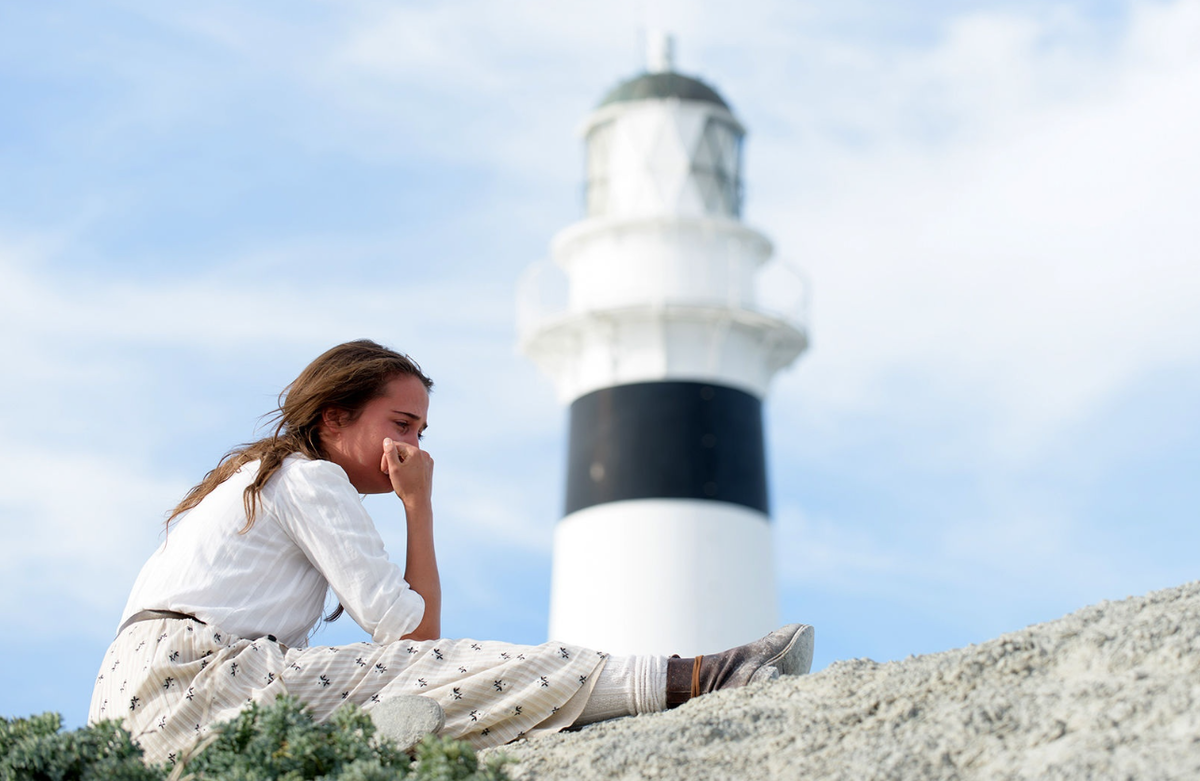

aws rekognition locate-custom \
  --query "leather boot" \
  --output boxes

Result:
[665,624,814,708]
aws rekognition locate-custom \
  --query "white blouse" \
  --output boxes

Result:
[120,455,424,648]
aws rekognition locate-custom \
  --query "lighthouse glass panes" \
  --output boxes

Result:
[584,104,744,219]
[693,117,742,216]
[585,120,614,216]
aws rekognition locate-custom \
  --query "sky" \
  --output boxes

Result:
[1,0,1197,728]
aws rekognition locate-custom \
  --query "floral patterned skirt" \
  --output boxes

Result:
[88,617,607,766]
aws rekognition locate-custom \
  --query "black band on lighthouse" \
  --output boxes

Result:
[564,381,769,516]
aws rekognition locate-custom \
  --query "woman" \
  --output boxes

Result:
[89,340,812,765]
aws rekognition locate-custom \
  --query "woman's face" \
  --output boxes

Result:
[323,374,430,494]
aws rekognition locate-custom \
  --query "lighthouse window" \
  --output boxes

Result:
[585,120,615,216]
[691,118,743,217]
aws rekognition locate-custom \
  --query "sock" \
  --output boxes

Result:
[572,654,668,726]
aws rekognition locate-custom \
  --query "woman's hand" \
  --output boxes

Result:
[381,437,441,640]
[381,437,434,511]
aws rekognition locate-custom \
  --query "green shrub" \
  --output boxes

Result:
[0,711,160,781]
[1,698,511,781]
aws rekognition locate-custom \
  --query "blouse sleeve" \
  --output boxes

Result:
[269,458,425,644]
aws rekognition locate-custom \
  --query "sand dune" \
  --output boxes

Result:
[491,581,1200,780]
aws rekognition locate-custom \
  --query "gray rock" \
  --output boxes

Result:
[369,695,445,751]
[488,581,1200,780]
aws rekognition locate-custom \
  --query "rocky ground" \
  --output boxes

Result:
[486,581,1200,780]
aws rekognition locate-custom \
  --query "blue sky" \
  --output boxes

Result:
[2,0,1197,728]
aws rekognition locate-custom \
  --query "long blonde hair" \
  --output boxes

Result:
[166,339,433,532]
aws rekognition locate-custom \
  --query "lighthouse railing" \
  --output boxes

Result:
[516,254,809,341]
[516,258,569,338]
[754,257,811,328]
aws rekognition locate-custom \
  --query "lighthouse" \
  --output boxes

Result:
[518,36,808,657]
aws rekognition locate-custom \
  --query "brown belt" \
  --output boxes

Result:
[117,609,206,636]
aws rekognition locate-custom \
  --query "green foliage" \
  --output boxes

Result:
[409,736,510,781]
[178,695,409,780]
[0,698,512,781]
[0,711,161,781]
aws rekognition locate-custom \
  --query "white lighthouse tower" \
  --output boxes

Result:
[518,37,808,657]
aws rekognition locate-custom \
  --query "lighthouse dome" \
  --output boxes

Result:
[584,67,744,219]
[598,71,731,111]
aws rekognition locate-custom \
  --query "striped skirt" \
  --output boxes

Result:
[88,617,608,766]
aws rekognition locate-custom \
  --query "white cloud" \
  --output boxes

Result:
[773,503,909,591]
[0,447,188,636]
[753,0,1200,472]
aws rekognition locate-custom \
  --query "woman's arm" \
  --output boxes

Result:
[382,438,441,640]
[272,459,425,643]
